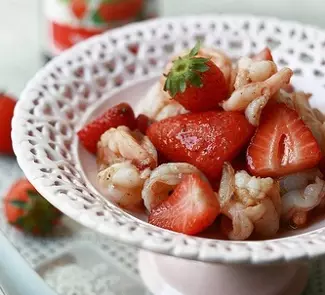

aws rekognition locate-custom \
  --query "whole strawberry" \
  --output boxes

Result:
[163,42,228,112]
[4,179,63,236]
[0,92,16,155]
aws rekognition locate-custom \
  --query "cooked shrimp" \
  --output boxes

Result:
[142,162,206,211]
[155,100,188,121]
[281,176,325,227]
[234,57,277,89]
[97,126,157,171]
[218,163,281,240]
[98,162,150,208]
[222,201,266,240]
[135,82,186,121]
[272,89,294,109]
[222,68,293,111]
[252,47,273,61]
[218,162,235,207]
[245,94,269,126]
[313,108,325,123]
[279,168,323,193]
[291,91,325,154]
[234,170,274,205]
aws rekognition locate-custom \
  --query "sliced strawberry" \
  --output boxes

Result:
[247,103,322,177]
[77,103,136,154]
[252,47,274,61]
[148,174,220,235]
[136,114,151,134]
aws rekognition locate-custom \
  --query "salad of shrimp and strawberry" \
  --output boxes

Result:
[77,42,325,241]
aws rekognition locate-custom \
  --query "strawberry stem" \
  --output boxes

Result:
[163,41,210,97]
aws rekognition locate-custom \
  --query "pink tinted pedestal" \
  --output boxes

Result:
[138,250,308,295]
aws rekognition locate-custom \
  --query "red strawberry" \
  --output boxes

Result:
[148,174,220,235]
[0,93,16,155]
[4,179,62,236]
[163,42,228,112]
[98,0,144,22]
[247,103,322,177]
[77,103,136,154]
[136,114,151,134]
[71,0,88,20]
[147,111,255,180]
[252,47,274,61]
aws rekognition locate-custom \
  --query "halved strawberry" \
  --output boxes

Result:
[147,111,255,180]
[148,174,220,235]
[77,103,136,154]
[247,103,322,177]
[252,47,274,61]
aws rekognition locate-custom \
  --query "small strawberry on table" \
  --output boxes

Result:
[3,178,63,236]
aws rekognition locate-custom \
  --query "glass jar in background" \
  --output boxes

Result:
[41,0,159,62]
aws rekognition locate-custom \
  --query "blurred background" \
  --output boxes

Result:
[1,0,325,96]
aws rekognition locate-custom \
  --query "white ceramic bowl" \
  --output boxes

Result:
[12,14,325,265]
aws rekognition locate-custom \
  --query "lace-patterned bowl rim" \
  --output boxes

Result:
[12,14,325,265]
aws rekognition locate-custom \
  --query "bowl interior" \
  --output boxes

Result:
[77,73,325,241]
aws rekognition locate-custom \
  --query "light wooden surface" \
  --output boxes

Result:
[1,0,325,96]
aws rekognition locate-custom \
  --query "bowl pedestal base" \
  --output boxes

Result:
[138,250,308,295]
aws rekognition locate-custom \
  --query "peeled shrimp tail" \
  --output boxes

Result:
[281,177,325,224]
[223,201,266,240]
[253,198,280,237]
[218,162,235,207]
[245,94,270,126]
[265,68,293,96]
[222,68,292,113]
[222,83,269,111]
[234,57,277,89]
